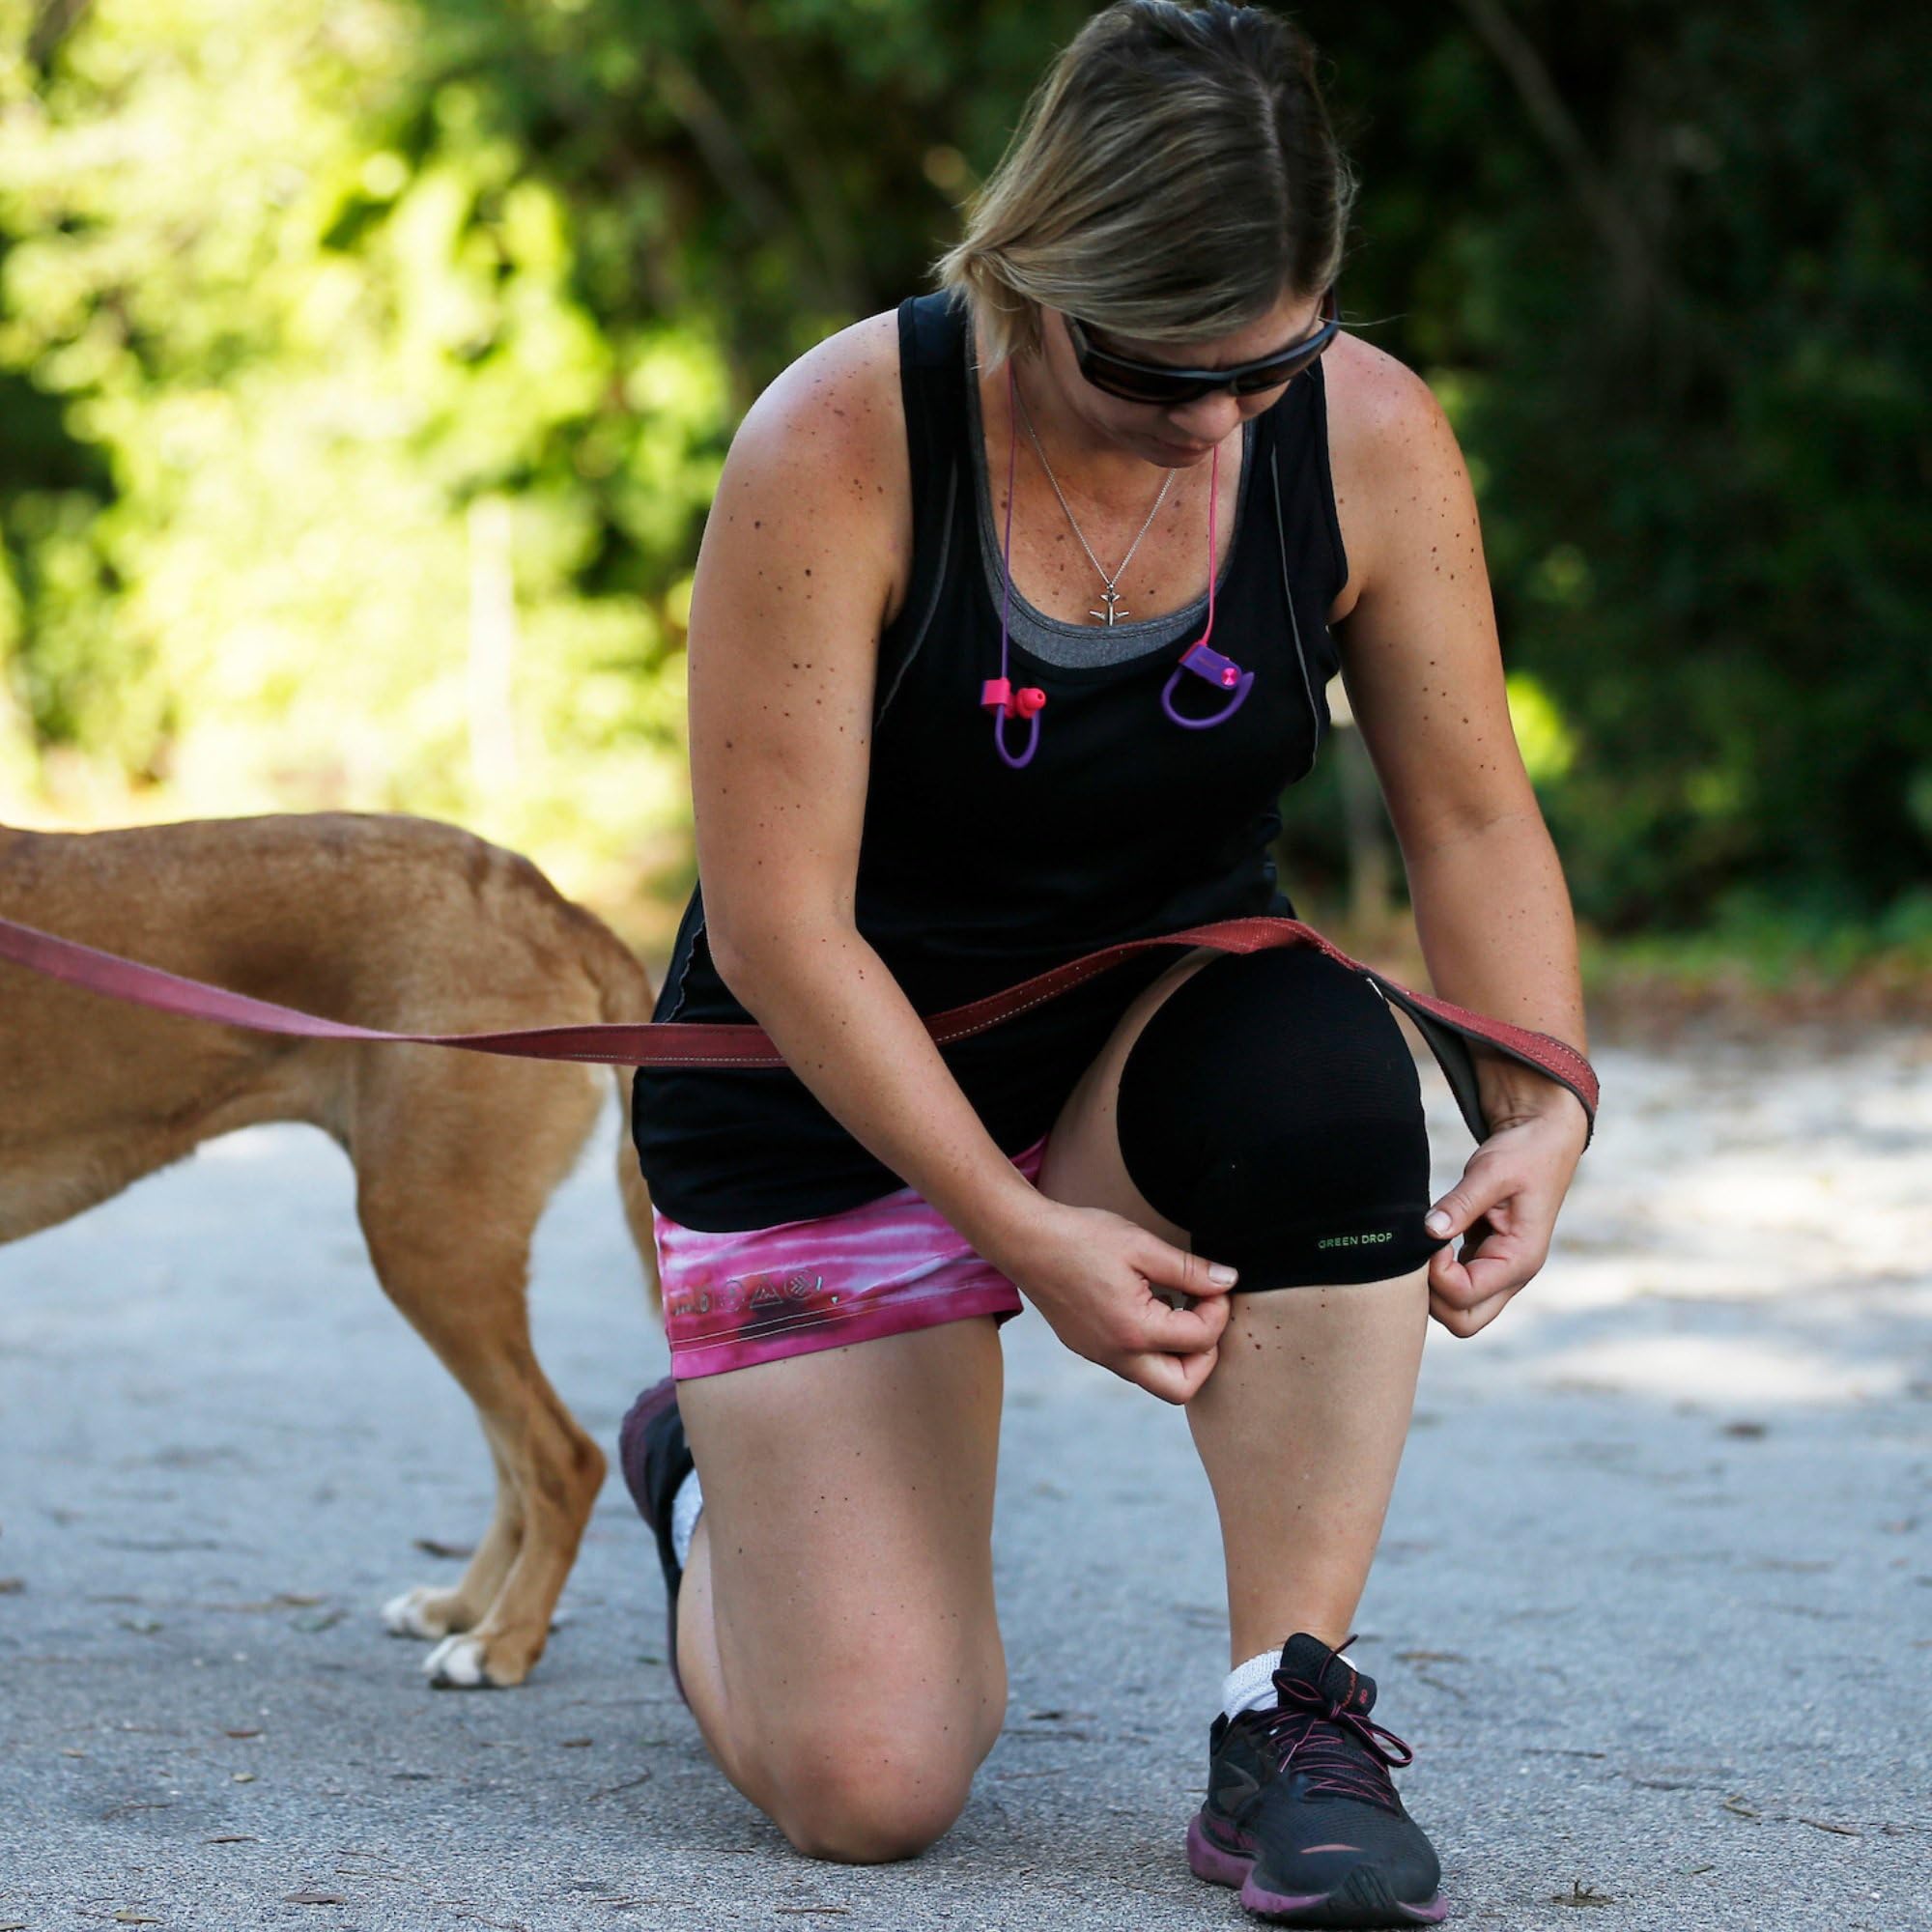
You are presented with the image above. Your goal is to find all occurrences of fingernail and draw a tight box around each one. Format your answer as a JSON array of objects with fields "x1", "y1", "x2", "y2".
[
  {"x1": 1425, "y1": 1210, "x2": 1452, "y2": 1236},
  {"x1": 1208, "y1": 1264, "x2": 1237, "y2": 1286}
]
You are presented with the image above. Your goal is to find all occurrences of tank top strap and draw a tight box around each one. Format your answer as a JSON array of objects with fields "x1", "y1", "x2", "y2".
[
  {"x1": 876, "y1": 289, "x2": 971, "y2": 729},
  {"x1": 1290, "y1": 355, "x2": 1349, "y2": 608}
]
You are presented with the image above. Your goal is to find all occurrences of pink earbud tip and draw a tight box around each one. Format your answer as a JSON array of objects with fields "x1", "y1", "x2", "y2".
[{"x1": 1017, "y1": 687, "x2": 1047, "y2": 716}]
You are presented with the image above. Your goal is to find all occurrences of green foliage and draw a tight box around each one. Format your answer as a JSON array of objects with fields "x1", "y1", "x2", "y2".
[
  {"x1": 1580, "y1": 884, "x2": 1932, "y2": 996},
  {"x1": 0, "y1": 0, "x2": 733, "y2": 888},
  {"x1": 1284, "y1": 0, "x2": 1930, "y2": 933},
  {"x1": 0, "y1": 0, "x2": 1922, "y2": 944}
]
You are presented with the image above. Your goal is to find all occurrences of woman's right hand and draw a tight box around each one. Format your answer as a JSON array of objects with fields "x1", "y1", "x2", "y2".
[{"x1": 981, "y1": 1197, "x2": 1237, "y2": 1405}]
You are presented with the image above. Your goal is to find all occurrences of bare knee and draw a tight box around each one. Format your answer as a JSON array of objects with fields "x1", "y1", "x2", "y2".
[
  {"x1": 757, "y1": 1686, "x2": 1001, "y2": 1863},
  {"x1": 775, "y1": 1763, "x2": 970, "y2": 1863}
]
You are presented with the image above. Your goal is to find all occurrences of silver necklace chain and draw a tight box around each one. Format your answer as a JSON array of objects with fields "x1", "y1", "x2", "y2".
[{"x1": 1011, "y1": 379, "x2": 1175, "y2": 627}]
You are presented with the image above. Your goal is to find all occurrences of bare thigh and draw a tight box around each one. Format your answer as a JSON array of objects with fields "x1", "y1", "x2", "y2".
[
  {"x1": 1036, "y1": 945, "x2": 1224, "y2": 1232},
  {"x1": 674, "y1": 1316, "x2": 1009, "y2": 1846}
]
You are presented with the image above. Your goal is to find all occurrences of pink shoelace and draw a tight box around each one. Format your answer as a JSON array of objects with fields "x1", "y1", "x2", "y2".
[{"x1": 1259, "y1": 1650, "x2": 1418, "y2": 1811}]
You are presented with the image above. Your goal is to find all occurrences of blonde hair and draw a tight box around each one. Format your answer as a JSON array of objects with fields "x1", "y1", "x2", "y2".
[{"x1": 932, "y1": 1, "x2": 1358, "y2": 371}]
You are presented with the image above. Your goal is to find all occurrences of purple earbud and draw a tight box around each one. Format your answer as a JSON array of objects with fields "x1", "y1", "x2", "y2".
[{"x1": 1161, "y1": 639, "x2": 1254, "y2": 728}]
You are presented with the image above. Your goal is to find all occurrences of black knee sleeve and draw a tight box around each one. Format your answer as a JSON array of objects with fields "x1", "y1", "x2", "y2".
[{"x1": 1116, "y1": 946, "x2": 1446, "y2": 1291}]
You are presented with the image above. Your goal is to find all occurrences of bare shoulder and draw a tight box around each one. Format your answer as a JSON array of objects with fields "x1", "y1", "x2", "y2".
[
  {"x1": 723, "y1": 306, "x2": 914, "y2": 631},
  {"x1": 684, "y1": 306, "x2": 920, "y2": 949},
  {"x1": 1313, "y1": 327, "x2": 1520, "y2": 850},
  {"x1": 1319, "y1": 330, "x2": 1464, "y2": 624}
]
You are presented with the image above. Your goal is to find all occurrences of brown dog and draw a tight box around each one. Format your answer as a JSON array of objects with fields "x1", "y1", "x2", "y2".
[{"x1": 0, "y1": 810, "x2": 662, "y2": 1688}]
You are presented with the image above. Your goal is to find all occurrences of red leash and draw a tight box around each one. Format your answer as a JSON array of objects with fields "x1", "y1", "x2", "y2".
[{"x1": 0, "y1": 911, "x2": 1596, "y2": 1147}]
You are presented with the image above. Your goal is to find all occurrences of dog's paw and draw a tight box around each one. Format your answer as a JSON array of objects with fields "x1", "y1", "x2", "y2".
[
  {"x1": 423, "y1": 1632, "x2": 520, "y2": 1690},
  {"x1": 383, "y1": 1585, "x2": 458, "y2": 1640}
]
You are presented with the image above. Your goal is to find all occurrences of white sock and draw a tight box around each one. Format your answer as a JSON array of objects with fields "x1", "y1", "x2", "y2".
[
  {"x1": 1221, "y1": 1647, "x2": 1285, "y2": 1722},
  {"x1": 669, "y1": 1465, "x2": 703, "y2": 1569},
  {"x1": 1220, "y1": 1638, "x2": 1358, "y2": 1724}
]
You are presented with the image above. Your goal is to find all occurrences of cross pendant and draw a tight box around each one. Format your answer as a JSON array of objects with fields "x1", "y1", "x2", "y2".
[{"x1": 1089, "y1": 584, "x2": 1128, "y2": 626}]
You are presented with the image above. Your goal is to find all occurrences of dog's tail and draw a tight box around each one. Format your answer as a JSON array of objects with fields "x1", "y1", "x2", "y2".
[{"x1": 562, "y1": 904, "x2": 664, "y2": 1316}]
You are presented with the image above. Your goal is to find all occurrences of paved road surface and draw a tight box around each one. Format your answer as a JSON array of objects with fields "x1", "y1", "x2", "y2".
[{"x1": 3, "y1": 1032, "x2": 1928, "y2": 1930}]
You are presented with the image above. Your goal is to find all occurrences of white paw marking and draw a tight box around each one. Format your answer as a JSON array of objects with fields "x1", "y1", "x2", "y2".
[
  {"x1": 382, "y1": 1586, "x2": 446, "y2": 1639},
  {"x1": 424, "y1": 1633, "x2": 492, "y2": 1689}
]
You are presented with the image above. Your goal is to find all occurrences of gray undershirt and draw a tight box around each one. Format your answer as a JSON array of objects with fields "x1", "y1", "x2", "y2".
[{"x1": 962, "y1": 317, "x2": 1257, "y2": 668}]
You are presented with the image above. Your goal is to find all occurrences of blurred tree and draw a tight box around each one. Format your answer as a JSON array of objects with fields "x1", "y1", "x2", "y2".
[
  {"x1": 1287, "y1": 0, "x2": 1930, "y2": 932},
  {"x1": 0, "y1": 0, "x2": 1924, "y2": 941}
]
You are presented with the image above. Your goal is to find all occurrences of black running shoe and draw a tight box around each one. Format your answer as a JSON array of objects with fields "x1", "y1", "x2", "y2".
[
  {"x1": 616, "y1": 1375, "x2": 694, "y2": 1706},
  {"x1": 1188, "y1": 1631, "x2": 1445, "y2": 1926}
]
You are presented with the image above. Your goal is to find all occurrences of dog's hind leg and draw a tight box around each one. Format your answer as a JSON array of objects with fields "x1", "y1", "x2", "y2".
[
  {"x1": 353, "y1": 1060, "x2": 609, "y2": 1689},
  {"x1": 359, "y1": 1194, "x2": 606, "y2": 1687},
  {"x1": 382, "y1": 1430, "x2": 524, "y2": 1643}
]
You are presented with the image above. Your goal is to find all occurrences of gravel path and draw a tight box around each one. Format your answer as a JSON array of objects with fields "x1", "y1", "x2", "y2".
[{"x1": 2, "y1": 1030, "x2": 1928, "y2": 1931}]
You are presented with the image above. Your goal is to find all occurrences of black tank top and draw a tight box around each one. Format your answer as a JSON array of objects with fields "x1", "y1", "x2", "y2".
[{"x1": 631, "y1": 287, "x2": 1349, "y2": 1231}]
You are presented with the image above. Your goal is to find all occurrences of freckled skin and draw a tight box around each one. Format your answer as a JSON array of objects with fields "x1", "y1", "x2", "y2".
[
  {"x1": 1308, "y1": 329, "x2": 1589, "y2": 1165},
  {"x1": 667, "y1": 312, "x2": 1591, "y2": 1841}
]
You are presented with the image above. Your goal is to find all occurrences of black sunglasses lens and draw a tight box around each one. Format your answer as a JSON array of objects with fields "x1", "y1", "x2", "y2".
[
  {"x1": 1230, "y1": 346, "x2": 1324, "y2": 393},
  {"x1": 1229, "y1": 320, "x2": 1339, "y2": 393},
  {"x1": 1081, "y1": 326, "x2": 1335, "y2": 404},
  {"x1": 1094, "y1": 365, "x2": 1210, "y2": 404}
]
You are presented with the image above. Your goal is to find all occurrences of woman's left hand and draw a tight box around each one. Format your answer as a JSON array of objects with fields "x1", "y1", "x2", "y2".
[{"x1": 1423, "y1": 1094, "x2": 1591, "y2": 1337}]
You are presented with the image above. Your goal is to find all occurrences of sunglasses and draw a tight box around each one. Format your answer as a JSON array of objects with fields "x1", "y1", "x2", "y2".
[{"x1": 1063, "y1": 287, "x2": 1341, "y2": 406}]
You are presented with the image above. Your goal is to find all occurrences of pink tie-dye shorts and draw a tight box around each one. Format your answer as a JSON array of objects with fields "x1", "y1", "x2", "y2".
[{"x1": 652, "y1": 1132, "x2": 1050, "y2": 1380}]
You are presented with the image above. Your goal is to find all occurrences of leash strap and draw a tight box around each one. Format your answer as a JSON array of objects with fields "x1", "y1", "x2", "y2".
[{"x1": 0, "y1": 910, "x2": 1596, "y2": 1146}]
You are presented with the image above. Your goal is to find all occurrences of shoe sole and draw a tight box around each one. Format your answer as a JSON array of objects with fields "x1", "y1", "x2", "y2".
[
  {"x1": 1188, "y1": 1813, "x2": 1447, "y2": 1927},
  {"x1": 616, "y1": 1377, "x2": 687, "y2": 1707}
]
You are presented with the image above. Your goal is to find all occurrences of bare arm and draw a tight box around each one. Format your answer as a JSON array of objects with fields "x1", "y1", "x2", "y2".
[
  {"x1": 1332, "y1": 347, "x2": 1590, "y2": 1332},
  {"x1": 1334, "y1": 351, "x2": 1588, "y2": 1088},
  {"x1": 684, "y1": 317, "x2": 1231, "y2": 1398}
]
